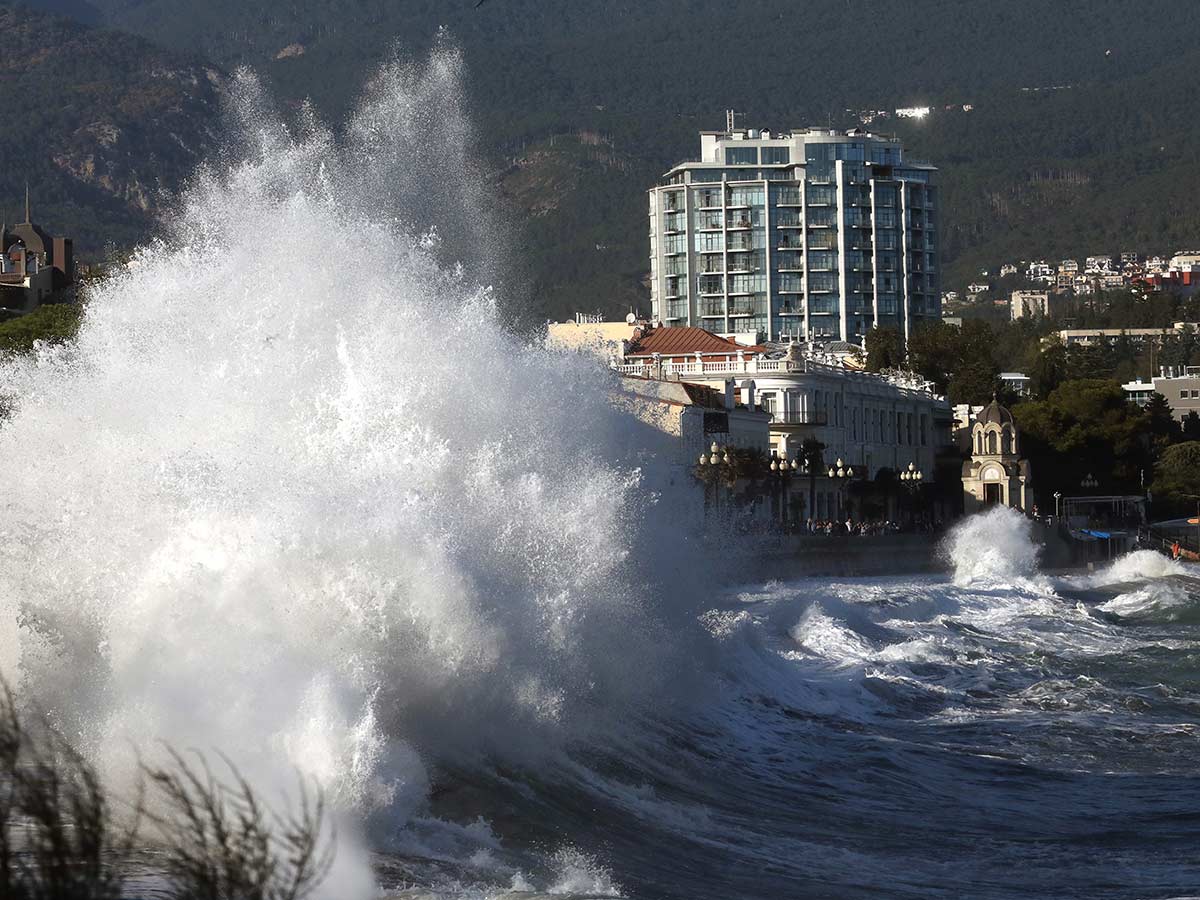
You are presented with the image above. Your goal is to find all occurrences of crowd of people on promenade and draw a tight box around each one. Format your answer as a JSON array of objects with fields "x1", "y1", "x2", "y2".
[{"x1": 795, "y1": 517, "x2": 942, "y2": 536}]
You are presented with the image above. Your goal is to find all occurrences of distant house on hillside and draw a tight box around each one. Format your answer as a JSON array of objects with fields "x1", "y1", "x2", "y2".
[{"x1": 1, "y1": 194, "x2": 74, "y2": 314}]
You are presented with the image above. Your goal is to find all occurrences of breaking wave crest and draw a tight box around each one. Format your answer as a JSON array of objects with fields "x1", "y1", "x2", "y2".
[
  {"x1": 944, "y1": 506, "x2": 1042, "y2": 587},
  {"x1": 0, "y1": 45, "x2": 712, "y2": 896}
]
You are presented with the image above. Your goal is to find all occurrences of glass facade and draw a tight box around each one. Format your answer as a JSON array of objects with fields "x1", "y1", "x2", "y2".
[{"x1": 649, "y1": 128, "x2": 939, "y2": 344}]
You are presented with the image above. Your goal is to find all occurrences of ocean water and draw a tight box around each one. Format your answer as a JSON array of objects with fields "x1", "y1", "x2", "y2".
[{"x1": 1, "y1": 46, "x2": 1198, "y2": 900}]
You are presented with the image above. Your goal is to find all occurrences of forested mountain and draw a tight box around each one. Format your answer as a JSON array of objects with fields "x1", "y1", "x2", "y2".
[
  {"x1": 10, "y1": 0, "x2": 1200, "y2": 317},
  {"x1": 0, "y1": 3, "x2": 222, "y2": 255}
]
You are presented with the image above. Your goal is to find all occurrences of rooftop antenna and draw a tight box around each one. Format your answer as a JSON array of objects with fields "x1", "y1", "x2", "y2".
[
  {"x1": 23, "y1": 183, "x2": 29, "y2": 224},
  {"x1": 726, "y1": 109, "x2": 740, "y2": 134}
]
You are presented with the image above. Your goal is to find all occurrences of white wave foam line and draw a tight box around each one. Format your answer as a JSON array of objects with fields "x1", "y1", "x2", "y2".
[
  {"x1": 1099, "y1": 582, "x2": 1192, "y2": 621},
  {"x1": 1088, "y1": 549, "x2": 1186, "y2": 587},
  {"x1": 0, "y1": 45, "x2": 710, "y2": 896}
]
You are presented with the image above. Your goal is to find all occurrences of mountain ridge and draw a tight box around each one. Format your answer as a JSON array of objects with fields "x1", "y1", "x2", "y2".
[{"x1": 9, "y1": 0, "x2": 1200, "y2": 317}]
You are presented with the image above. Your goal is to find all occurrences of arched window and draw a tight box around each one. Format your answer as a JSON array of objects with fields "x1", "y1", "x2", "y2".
[
  {"x1": 1002, "y1": 426, "x2": 1013, "y2": 454},
  {"x1": 986, "y1": 430, "x2": 997, "y2": 454}
]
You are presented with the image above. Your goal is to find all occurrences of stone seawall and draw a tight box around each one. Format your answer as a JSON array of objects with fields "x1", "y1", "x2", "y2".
[{"x1": 758, "y1": 534, "x2": 949, "y2": 579}]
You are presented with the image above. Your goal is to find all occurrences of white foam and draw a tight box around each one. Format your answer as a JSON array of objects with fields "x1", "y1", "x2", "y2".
[
  {"x1": 0, "y1": 48, "x2": 706, "y2": 896},
  {"x1": 1088, "y1": 549, "x2": 1185, "y2": 586},
  {"x1": 943, "y1": 506, "x2": 1042, "y2": 587}
]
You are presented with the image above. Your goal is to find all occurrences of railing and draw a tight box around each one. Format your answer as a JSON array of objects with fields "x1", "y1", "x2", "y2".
[
  {"x1": 612, "y1": 356, "x2": 946, "y2": 401},
  {"x1": 771, "y1": 411, "x2": 829, "y2": 425}
]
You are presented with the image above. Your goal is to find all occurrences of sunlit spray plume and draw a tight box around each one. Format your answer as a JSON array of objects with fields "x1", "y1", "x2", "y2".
[
  {"x1": 0, "y1": 44, "x2": 708, "y2": 896},
  {"x1": 943, "y1": 506, "x2": 1042, "y2": 587}
]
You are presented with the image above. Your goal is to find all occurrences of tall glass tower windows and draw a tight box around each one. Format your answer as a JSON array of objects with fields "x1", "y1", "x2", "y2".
[
  {"x1": 652, "y1": 128, "x2": 937, "y2": 340},
  {"x1": 725, "y1": 147, "x2": 758, "y2": 165},
  {"x1": 806, "y1": 165, "x2": 834, "y2": 184},
  {"x1": 726, "y1": 185, "x2": 764, "y2": 207},
  {"x1": 806, "y1": 185, "x2": 835, "y2": 205},
  {"x1": 776, "y1": 250, "x2": 803, "y2": 270},
  {"x1": 870, "y1": 145, "x2": 900, "y2": 166},
  {"x1": 729, "y1": 272, "x2": 767, "y2": 294},
  {"x1": 663, "y1": 233, "x2": 687, "y2": 255},
  {"x1": 726, "y1": 207, "x2": 763, "y2": 229},
  {"x1": 808, "y1": 250, "x2": 837, "y2": 271},
  {"x1": 771, "y1": 186, "x2": 801, "y2": 205},
  {"x1": 807, "y1": 142, "x2": 866, "y2": 163}
]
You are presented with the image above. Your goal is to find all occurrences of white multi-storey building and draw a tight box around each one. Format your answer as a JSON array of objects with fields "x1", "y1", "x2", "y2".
[
  {"x1": 647, "y1": 118, "x2": 940, "y2": 346},
  {"x1": 613, "y1": 326, "x2": 955, "y2": 520}
]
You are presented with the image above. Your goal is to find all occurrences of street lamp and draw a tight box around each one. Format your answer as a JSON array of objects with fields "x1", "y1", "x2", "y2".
[
  {"x1": 899, "y1": 462, "x2": 923, "y2": 528},
  {"x1": 697, "y1": 441, "x2": 734, "y2": 513},
  {"x1": 1053, "y1": 491, "x2": 1063, "y2": 519},
  {"x1": 827, "y1": 457, "x2": 855, "y2": 520},
  {"x1": 1081, "y1": 473, "x2": 1099, "y2": 491},
  {"x1": 770, "y1": 449, "x2": 800, "y2": 528}
]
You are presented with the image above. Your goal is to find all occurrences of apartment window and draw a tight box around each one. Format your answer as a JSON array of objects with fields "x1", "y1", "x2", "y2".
[
  {"x1": 663, "y1": 233, "x2": 686, "y2": 254},
  {"x1": 727, "y1": 185, "x2": 765, "y2": 207},
  {"x1": 870, "y1": 146, "x2": 899, "y2": 166},
  {"x1": 762, "y1": 147, "x2": 790, "y2": 165},
  {"x1": 725, "y1": 147, "x2": 758, "y2": 165}
]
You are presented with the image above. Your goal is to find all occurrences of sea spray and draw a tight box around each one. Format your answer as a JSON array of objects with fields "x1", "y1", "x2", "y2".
[
  {"x1": 0, "y1": 47, "x2": 711, "y2": 895},
  {"x1": 943, "y1": 506, "x2": 1042, "y2": 587}
]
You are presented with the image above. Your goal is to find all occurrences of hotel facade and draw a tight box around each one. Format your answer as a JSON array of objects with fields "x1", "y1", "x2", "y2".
[{"x1": 648, "y1": 119, "x2": 940, "y2": 346}]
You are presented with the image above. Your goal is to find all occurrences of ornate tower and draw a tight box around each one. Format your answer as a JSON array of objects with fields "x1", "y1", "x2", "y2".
[{"x1": 961, "y1": 398, "x2": 1032, "y2": 512}]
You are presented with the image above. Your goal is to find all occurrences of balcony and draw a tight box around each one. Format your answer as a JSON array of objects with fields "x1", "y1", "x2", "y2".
[{"x1": 770, "y1": 410, "x2": 828, "y2": 426}]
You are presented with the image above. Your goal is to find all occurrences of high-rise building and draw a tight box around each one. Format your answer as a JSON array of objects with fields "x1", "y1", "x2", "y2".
[{"x1": 648, "y1": 118, "x2": 939, "y2": 345}]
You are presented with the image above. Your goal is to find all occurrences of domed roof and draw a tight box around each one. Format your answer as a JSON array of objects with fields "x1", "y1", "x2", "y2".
[
  {"x1": 977, "y1": 397, "x2": 1014, "y2": 427},
  {"x1": 3, "y1": 221, "x2": 52, "y2": 256}
]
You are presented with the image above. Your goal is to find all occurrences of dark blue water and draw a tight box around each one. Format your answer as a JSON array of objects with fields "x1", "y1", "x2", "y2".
[{"x1": 381, "y1": 537, "x2": 1200, "y2": 900}]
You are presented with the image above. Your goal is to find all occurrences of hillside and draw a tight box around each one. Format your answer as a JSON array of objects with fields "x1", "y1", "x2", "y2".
[
  {"x1": 0, "y1": 3, "x2": 222, "y2": 256},
  {"x1": 13, "y1": 0, "x2": 1200, "y2": 317}
]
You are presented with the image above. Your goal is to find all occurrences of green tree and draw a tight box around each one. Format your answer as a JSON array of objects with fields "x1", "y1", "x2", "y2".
[
  {"x1": 1014, "y1": 378, "x2": 1151, "y2": 503},
  {"x1": 1145, "y1": 391, "x2": 1180, "y2": 453},
  {"x1": 1029, "y1": 339, "x2": 1068, "y2": 399},
  {"x1": 908, "y1": 320, "x2": 999, "y2": 404},
  {"x1": 1182, "y1": 410, "x2": 1200, "y2": 441},
  {"x1": 0, "y1": 303, "x2": 81, "y2": 356},
  {"x1": 864, "y1": 326, "x2": 904, "y2": 373},
  {"x1": 1151, "y1": 441, "x2": 1200, "y2": 515}
]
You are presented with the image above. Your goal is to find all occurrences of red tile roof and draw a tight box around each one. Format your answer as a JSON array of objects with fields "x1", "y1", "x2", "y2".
[{"x1": 626, "y1": 326, "x2": 763, "y2": 358}]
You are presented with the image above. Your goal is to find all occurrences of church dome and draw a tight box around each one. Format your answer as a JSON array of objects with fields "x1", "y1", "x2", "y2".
[
  {"x1": 977, "y1": 398, "x2": 1014, "y2": 427},
  {"x1": 5, "y1": 221, "x2": 52, "y2": 257}
]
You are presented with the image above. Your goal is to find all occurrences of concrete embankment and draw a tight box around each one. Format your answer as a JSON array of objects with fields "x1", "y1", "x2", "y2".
[{"x1": 758, "y1": 534, "x2": 949, "y2": 579}]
